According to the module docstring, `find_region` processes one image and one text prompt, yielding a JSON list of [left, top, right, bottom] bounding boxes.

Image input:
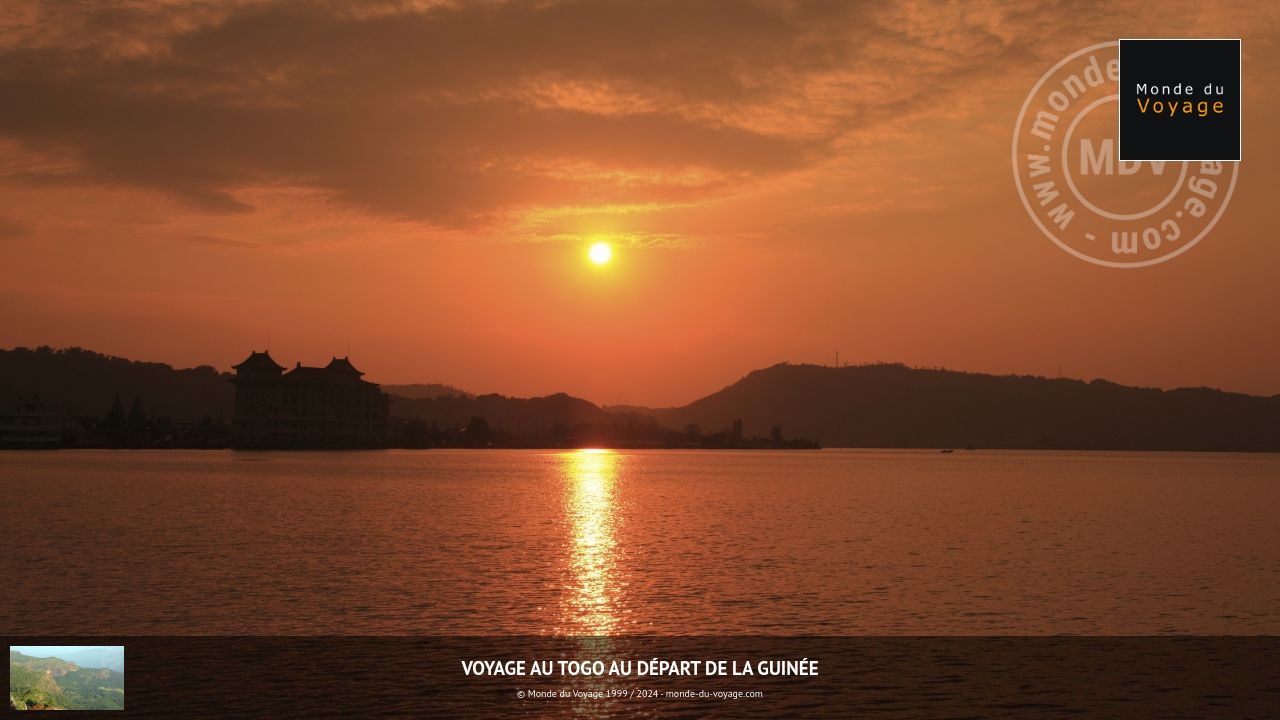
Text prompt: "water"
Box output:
[[2, 449, 1277, 636]]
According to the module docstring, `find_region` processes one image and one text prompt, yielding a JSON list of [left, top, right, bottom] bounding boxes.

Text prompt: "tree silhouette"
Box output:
[[104, 394, 126, 443], [127, 396, 147, 441], [464, 416, 492, 447]]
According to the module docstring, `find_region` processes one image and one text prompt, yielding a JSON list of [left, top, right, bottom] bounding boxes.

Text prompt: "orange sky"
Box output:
[[2, 0, 1278, 407]]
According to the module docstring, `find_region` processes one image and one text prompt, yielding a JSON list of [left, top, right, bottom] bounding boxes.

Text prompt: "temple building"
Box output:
[[232, 351, 390, 447]]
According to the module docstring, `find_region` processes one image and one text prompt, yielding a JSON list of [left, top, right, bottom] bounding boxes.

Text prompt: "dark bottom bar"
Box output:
[[6, 637, 1279, 718]]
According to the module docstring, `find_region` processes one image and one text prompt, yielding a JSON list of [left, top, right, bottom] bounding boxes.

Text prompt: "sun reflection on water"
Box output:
[[561, 448, 622, 636]]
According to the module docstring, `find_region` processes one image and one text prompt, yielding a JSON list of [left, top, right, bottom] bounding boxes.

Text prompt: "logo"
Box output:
[[1119, 39, 1241, 161], [1013, 42, 1238, 268]]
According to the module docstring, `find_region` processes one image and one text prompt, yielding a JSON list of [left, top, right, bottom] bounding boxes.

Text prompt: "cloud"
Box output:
[[0, 0, 885, 226], [3, 0, 1259, 232], [533, 230, 693, 250]]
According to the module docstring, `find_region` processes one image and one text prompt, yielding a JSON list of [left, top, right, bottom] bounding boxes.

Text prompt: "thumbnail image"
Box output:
[[9, 646, 124, 711]]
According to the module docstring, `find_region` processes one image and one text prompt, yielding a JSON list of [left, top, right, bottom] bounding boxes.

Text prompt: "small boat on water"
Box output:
[[940, 448, 955, 454]]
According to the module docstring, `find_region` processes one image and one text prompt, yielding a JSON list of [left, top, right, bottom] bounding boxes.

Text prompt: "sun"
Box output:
[[588, 241, 612, 265]]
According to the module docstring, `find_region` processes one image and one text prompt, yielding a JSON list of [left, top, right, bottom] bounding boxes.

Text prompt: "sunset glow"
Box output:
[[0, 1, 1275, 409]]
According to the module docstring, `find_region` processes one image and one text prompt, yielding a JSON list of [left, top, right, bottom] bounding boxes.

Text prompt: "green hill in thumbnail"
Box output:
[[9, 650, 124, 711]]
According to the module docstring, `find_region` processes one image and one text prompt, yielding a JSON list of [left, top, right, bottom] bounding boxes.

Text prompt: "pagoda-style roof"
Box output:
[[233, 350, 285, 372], [282, 365, 374, 386], [324, 356, 364, 376], [233, 351, 377, 387]]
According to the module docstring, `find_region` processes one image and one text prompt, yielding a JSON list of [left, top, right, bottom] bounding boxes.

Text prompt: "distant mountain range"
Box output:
[[383, 383, 473, 400], [49, 647, 125, 673], [642, 362, 1280, 452], [4, 346, 1279, 451], [9, 649, 124, 711], [390, 391, 620, 436]]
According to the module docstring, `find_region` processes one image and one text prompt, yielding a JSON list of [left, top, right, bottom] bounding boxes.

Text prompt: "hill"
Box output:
[[389, 391, 617, 435], [652, 362, 1280, 451], [383, 383, 472, 400], [0, 346, 232, 421], [9, 650, 124, 711]]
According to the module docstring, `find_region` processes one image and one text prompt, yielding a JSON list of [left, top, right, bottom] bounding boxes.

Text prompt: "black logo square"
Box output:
[[1119, 39, 1240, 161]]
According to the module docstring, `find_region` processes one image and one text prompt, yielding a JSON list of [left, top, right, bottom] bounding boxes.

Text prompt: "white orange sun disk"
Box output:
[[588, 241, 612, 265]]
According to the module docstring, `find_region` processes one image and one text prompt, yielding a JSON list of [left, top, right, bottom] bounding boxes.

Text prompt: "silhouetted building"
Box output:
[[1, 392, 63, 448], [232, 351, 390, 447]]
